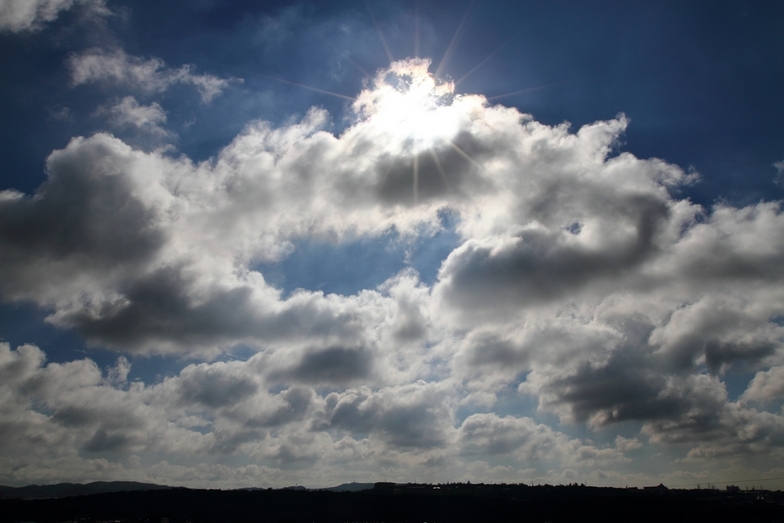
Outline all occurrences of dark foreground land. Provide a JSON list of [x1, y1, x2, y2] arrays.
[[2, 482, 784, 523]]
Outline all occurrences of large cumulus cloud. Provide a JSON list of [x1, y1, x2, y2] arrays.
[[2, 58, 784, 486]]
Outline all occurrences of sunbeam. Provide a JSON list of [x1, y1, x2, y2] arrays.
[[325, 40, 373, 80], [434, 0, 475, 79], [429, 149, 452, 192], [261, 75, 356, 101], [447, 139, 482, 170], [366, 2, 395, 64], [456, 32, 520, 86], [413, 144, 419, 203], [486, 79, 574, 101], [414, 0, 421, 58], [346, 56, 372, 79]]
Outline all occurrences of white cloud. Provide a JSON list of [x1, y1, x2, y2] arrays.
[[0, 341, 646, 487], [102, 96, 170, 137], [69, 48, 236, 102], [0, 0, 106, 32], [743, 366, 784, 402], [2, 58, 784, 486]]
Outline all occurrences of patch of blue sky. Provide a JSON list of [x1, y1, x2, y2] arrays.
[[0, 302, 179, 386], [722, 370, 758, 403], [0, 301, 106, 363], [125, 353, 210, 386], [257, 212, 461, 297], [0, 302, 215, 386]]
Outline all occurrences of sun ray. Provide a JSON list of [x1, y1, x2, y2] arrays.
[[413, 145, 419, 203], [324, 41, 373, 80], [448, 139, 482, 170], [486, 79, 573, 101], [366, 2, 395, 64], [261, 75, 356, 101], [434, 0, 475, 79], [429, 149, 452, 192], [414, 0, 421, 58], [455, 32, 520, 86], [346, 56, 372, 79]]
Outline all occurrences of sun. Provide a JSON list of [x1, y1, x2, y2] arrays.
[[265, 55, 482, 203], [354, 58, 458, 151]]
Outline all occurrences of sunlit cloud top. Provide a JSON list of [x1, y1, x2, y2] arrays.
[[354, 58, 457, 149]]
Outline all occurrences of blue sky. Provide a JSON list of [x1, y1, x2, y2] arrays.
[[1, 0, 784, 489]]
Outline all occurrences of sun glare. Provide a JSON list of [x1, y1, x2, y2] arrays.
[[354, 58, 457, 150]]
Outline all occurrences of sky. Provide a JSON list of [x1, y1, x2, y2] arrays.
[[1, 0, 784, 490]]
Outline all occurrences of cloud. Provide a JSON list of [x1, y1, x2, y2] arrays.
[[743, 366, 784, 402], [69, 48, 237, 102], [0, 0, 106, 32], [457, 413, 633, 470], [101, 96, 170, 137], [3, 59, 782, 366], [2, 59, 784, 485], [268, 346, 375, 385], [326, 382, 454, 449], [174, 362, 259, 409], [0, 343, 212, 473], [0, 135, 167, 307]]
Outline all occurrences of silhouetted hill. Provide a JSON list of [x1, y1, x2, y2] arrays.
[[0, 483, 783, 522], [323, 482, 374, 492], [0, 481, 171, 500]]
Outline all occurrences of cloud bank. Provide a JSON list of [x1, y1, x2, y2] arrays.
[[1, 58, 783, 487]]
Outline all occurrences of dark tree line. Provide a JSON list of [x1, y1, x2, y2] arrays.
[[2, 483, 784, 523]]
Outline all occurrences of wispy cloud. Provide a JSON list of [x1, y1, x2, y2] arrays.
[[70, 48, 238, 102], [100, 96, 170, 137], [0, 0, 108, 32]]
